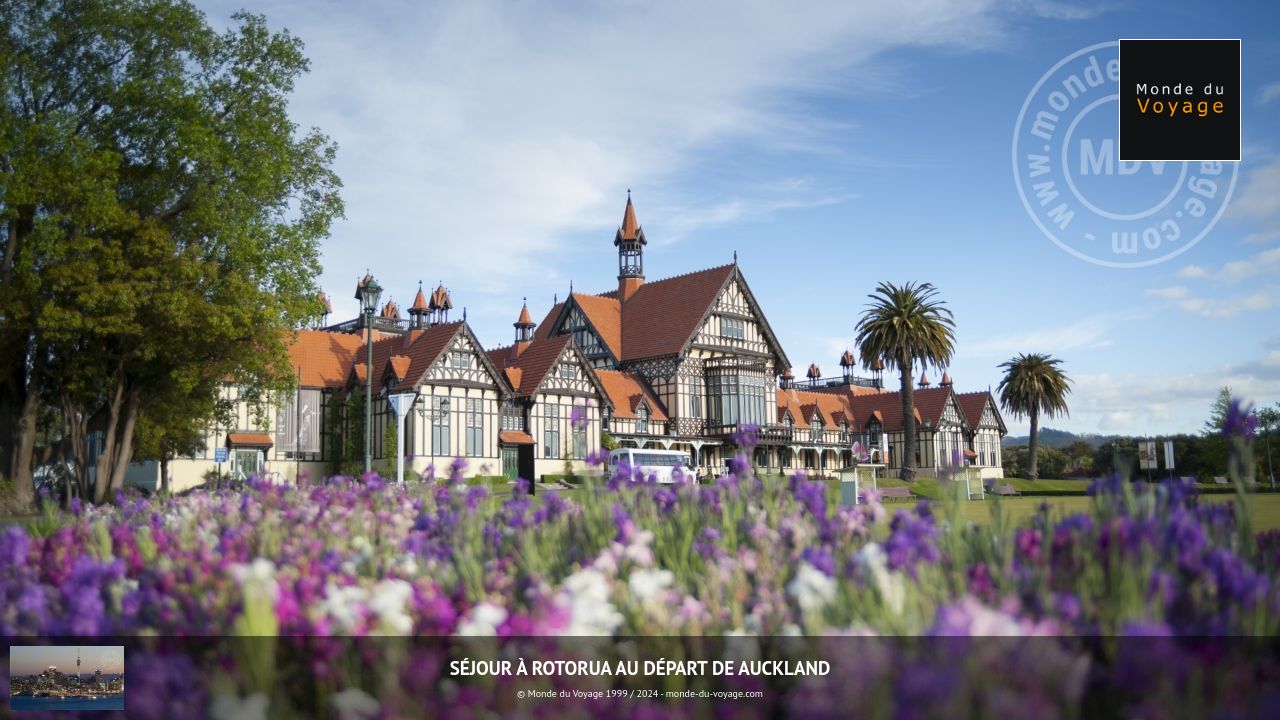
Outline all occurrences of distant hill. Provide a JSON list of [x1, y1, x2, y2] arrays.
[[1001, 427, 1122, 449]]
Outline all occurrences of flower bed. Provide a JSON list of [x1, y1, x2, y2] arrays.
[[1, 420, 1278, 718]]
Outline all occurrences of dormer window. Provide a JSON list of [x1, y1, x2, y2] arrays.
[[636, 404, 649, 434], [811, 418, 823, 443]]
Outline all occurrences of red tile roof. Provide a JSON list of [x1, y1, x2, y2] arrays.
[[845, 386, 955, 433], [596, 369, 668, 420], [488, 335, 575, 396], [572, 293, 622, 358], [531, 264, 788, 367], [620, 264, 736, 360], [287, 330, 365, 389], [955, 391, 1005, 433], [227, 433, 273, 447], [776, 388, 855, 430], [499, 430, 535, 445]]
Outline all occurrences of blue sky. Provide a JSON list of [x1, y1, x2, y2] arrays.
[[196, 0, 1280, 437]]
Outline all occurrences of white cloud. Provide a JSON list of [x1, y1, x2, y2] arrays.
[[1218, 247, 1280, 283], [1176, 265, 1208, 278], [1144, 285, 1278, 319], [194, 0, 1070, 319], [1244, 229, 1280, 245], [1015, 362, 1280, 436], [958, 311, 1138, 359], [1228, 156, 1280, 222], [1257, 80, 1280, 106]]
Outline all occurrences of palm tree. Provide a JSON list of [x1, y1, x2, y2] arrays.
[[854, 282, 955, 481], [996, 353, 1072, 480]]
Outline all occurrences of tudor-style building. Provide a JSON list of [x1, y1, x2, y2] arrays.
[[120, 193, 1004, 490]]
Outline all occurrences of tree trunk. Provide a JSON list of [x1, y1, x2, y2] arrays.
[[103, 390, 140, 501], [1028, 408, 1040, 481], [899, 355, 916, 482], [93, 367, 127, 503], [161, 453, 170, 494], [7, 358, 40, 512]]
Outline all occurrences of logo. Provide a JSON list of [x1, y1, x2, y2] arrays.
[[1012, 41, 1237, 268]]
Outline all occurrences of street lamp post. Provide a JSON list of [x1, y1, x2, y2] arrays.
[[356, 276, 382, 475]]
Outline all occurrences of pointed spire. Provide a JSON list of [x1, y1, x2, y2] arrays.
[[807, 363, 821, 380], [839, 350, 855, 367], [514, 297, 535, 346], [516, 298, 534, 327], [941, 371, 952, 387], [919, 372, 931, 387], [410, 281, 429, 312], [615, 192, 645, 245]]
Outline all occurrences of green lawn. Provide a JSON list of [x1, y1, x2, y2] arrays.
[[925, 494, 1280, 531]]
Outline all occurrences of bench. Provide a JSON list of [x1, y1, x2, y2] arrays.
[[1213, 476, 1229, 486], [994, 483, 1020, 496], [874, 486, 913, 501]]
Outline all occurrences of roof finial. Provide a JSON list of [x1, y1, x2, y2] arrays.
[[733, 250, 738, 264], [554, 292, 558, 305], [463, 307, 467, 322]]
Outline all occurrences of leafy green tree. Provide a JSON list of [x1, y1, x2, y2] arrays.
[[854, 282, 955, 481], [1203, 387, 1234, 434], [997, 353, 1072, 480], [1199, 387, 1234, 475], [0, 0, 342, 506]]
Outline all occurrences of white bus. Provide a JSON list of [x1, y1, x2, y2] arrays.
[[608, 448, 698, 484]]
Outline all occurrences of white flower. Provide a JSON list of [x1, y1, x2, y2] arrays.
[[368, 579, 414, 635], [330, 687, 380, 720], [627, 568, 674, 603], [318, 583, 370, 633], [455, 602, 508, 636], [231, 558, 278, 602], [211, 692, 269, 720], [559, 568, 622, 635], [857, 543, 905, 616], [787, 563, 836, 613]]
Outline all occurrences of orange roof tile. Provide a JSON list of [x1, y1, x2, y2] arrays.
[[411, 285, 429, 312], [530, 264, 787, 367], [572, 293, 622, 358], [227, 433, 273, 447], [388, 355, 411, 381], [615, 195, 645, 245], [956, 391, 1006, 433], [287, 330, 365, 389], [595, 369, 668, 420], [500, 430, 535, 445], [619, 264, 735, 360]]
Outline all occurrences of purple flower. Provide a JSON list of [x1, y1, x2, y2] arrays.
[[570, 402, 589, 430], [731, 424, 760, 449], [1222, 398, 1258, 440], [1015, 527, 1042, 565], [802, 546, 836, 576], [884, 509, 940, 577], [464, 485, 488, 511]]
